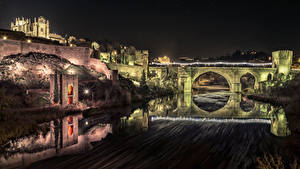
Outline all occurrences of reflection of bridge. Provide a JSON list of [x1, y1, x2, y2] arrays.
[[177, 50, 293, 93], [144, 94, 290, 137], [176, 93, 269, 118]]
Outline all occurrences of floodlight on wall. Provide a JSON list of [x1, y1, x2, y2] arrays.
[[68, 69, 74, 74]]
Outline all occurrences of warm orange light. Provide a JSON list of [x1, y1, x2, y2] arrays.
[[68, 97, 73, 104], [68, 125, 73, 136], [67, 116, 73, 124], [68, 84, 73, 95]]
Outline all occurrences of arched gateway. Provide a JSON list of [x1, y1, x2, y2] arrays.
[[177, 50, 293, 94]]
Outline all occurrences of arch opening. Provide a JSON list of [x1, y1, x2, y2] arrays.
[[192, 72, 230, 112], [240, 73, 255, 92]]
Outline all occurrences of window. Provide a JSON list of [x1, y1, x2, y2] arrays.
[[68, 84, 73, 104]]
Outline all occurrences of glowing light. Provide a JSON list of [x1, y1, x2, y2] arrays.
[[84, 89, 89, 94], [68, 125, 73, 136], [27, 39, 31, 43], [14, 62, 25, 75], [85, 121, 88, 125], [154, 56, 171, 64], [2, 36, 7, 40], [151, 116, 271, 124], [151, 62, 273, 67], [68, 69, 74, 74]]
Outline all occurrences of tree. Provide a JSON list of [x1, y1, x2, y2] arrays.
[[140, 70, 148, 91]]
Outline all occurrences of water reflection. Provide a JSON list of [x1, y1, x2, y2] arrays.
[[0, 94, 291, 169], [193, 91, 230, 112], [0, 113, 112, 169]]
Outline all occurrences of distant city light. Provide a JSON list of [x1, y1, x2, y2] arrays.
[[151, 61, 273, 67], [151, 116, 271, 124]]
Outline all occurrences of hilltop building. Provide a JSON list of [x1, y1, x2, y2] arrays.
[[11, 16, 66, 44]]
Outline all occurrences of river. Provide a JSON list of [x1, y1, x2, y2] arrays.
[[0, 92, 293, 169]]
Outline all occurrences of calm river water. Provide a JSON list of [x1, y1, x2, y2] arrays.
[[0, 92, 292, 169]]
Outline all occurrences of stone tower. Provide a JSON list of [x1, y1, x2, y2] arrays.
[[272, 50, 293, 75], [50, 73, 78, 107], [11, 16, 50, 39]]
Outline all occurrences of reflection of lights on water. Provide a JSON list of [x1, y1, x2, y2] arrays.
[[151, 62, 273, 67], [151, 116, 271, 124]]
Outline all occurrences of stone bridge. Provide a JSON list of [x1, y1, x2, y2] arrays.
[[177, 50, 293, 94]]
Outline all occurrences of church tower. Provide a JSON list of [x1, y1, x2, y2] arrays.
[[11, 16, 50, 39]]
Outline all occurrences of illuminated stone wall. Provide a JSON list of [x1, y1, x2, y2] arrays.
[[0, 39, 92, 66], [107, 63, 145, 80]]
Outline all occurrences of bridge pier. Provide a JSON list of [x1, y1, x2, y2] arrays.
[[177, 67, 192, 94], [232, 83, 241, 93]]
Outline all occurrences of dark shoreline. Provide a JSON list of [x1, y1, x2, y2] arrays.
[[247, 94, 291, 106]]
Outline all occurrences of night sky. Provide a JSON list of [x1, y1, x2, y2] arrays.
[[0, 0, 299, 59]]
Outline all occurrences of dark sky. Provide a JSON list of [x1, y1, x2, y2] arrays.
[[0, 0, 300, 59]]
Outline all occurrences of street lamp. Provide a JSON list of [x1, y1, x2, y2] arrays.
[[84, 89, 94, 102]]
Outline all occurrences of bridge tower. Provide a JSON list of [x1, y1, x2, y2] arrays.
[[272, 50, 293, 75]]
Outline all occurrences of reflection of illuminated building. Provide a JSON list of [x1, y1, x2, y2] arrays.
[[0, 113, 114, 168], [270, 108, 291, 137], [121, 109, 149, 132], [61, 116, 78, 148]]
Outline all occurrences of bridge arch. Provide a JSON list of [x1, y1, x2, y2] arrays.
[[192, 69, 234, 92], [238, 71, 260, 91], [240, 72, 256, 91]]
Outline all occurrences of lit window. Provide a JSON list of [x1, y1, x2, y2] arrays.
[[68, 84, 73, 95], [68, 125, 73, 136], [68, 84, 73, 105], [67, 116, 73, 124]]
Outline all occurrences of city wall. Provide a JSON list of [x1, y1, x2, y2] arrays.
[[107, 63, 145, 80], [0, 39, 92, 66]]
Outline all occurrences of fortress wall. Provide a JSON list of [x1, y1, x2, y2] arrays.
[[107, 63, 145, 80], [89, 58, 111, 78], [0, 39, 92, 66]]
